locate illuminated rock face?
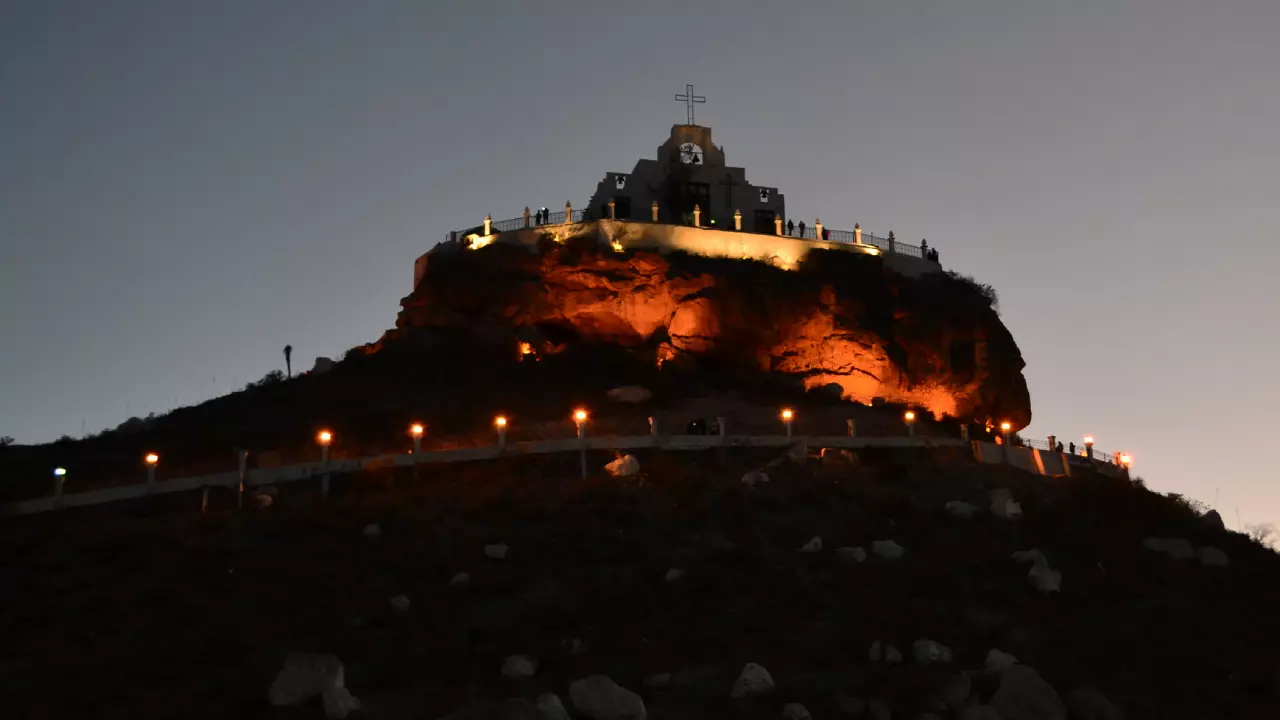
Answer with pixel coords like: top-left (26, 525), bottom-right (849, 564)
top-left (393, 240), bottom-right (1031, 426)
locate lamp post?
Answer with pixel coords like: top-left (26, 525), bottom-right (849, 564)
top-left (495, 415), bottom-right (508, 449)
top-left (144, 453), bottom-right (159, 493)
top-left (409, 423), bottom-right (424, 455)
top-left (574, 409), bottom-right (588, 479)
top-left (317, 430), bottom-right (332, 498)
top-left (781, 408), bottom-right (794, 439)
top-left (904, 410), bottom-right (917, 437)
top-left (1000, 421), bottom-right (1012, 445)
top-left (236, 450), bottom-right (247, 510)
top-left (1083, 435), bottom-right (1095, 460)
top-left (53, 467), bottom-right (66, 507)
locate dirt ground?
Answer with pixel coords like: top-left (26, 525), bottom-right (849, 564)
top-left (4, 447), bottom-right (1279, 719)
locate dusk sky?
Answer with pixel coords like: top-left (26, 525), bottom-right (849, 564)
top-left (3, 1), bottom-right (1277, 528)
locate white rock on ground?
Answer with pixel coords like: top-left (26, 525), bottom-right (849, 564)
top-left (1028, 555), bottom-right (1063, 594)
top-left (884, 645), bottom-right (902, 664)
top-left (946, 500), bottom-right (980, 519)
top-left (872, 540), bottom-right (906, 561)
top-left (570, 675), bottom-right (647, 720)
top-left (985, 649), bottom-right (1020, 672)
top-left (268, 653), bottom-right (349, 707)
top-left (484, 543), bottom-right (509, 560)
top-left (1065, 687), bottom-right (1124, 720)
top-left (742, 469), bottom-right (770, 486)
top-left (604, 454), bottom-right (640, 477)
top-left (1142, 537), bottom-right (1194, 560)
top-left (782, 702), bottom-right (812, 720)
top-left (502, 654), bottom-right (538, 679)
top-left (912, 639), bottom-right (953, 665)
top-left (253, 492), bottom-right (275, 509)
top-left (990, 665), bottom-right (1066, 720)
top-left (665, 568), bottom-right (685, 583)
top-left (449, 572), bottom-right (471, 588)
top-left (800, 536), bottom-right (823, 553)
top-left (389, 594), bottom-right (410, 611)
top-left (606, 385), bottom-right (653, 403)
top-left (990, 488), bottom-right (1023, 519)
top-left (322, 686), bottom-right (361, 719)
top-left (730, 662), bottom-right (775, 698)
top-left (362, 523), bottom-right (381, 538)
top-left (1199, 546), bottom-right (1229, 567)
top-left (837, 546), bottom-right (867, 565)
top-left (537, 692), bottom-right (573, 720)
top-left (642, 672), bottom-right (671, 687)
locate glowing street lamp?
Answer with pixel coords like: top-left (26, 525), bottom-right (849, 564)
top-left (1118, 452), bottom-right (1133, 468)
top-left (317, 430), bottom-right (333, 498)
top-left (495, 415), bottom-right (508, 449)
top-left (904, 410), bottom-right (917, 437)
top-left (1000, 421), bottom-right (1012, 444)
top-left (409, 423), bottom-right (425, 455)
top-left (573, 408), bottom-right (589, 480)
top-left (1083, 435), bottom-right (1095, 460)
top-left (781, 408), bottom-right (795, 438)
top-left (144, 452), bottom-right (159, 491)
top-left (53, 467), bottom-right (67, 506)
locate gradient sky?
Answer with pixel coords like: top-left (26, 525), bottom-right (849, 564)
top-left (3, 1), bottom-right (1277, 528)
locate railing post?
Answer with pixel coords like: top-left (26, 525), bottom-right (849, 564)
top-left (734, 209), bottom-right (742, 231)
top-left (774, 213), bottom-right (782, 236)
top-left (692, 204), bottom-right (701, 227)
top-left (888, 231), bottom-right (896, 255)
top-left (815, 218), bottom-right (823, 240)
top-left (483, 214), bottom-right (492, 236)
top-left (523, 206), bottom-right (531, 229)
top-left (565, 201), bottom-right (573, 224)
top-left (608, 198), bottom-right (616, 219)
top-left (854, 223), bottom-right (862, 244)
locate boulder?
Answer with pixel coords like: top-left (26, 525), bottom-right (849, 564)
top-left (268, 653), bottom-right (347, 707)
top-left (606, 385), bottom-right (653, 403)
top-left (1198, 546), bottom-right (1229, 567)
top-left (870, 642), bottom-right (902, 664)
top-left (990, 665), bottom-right (1066, 720)
top-left (985, 649), bottom-right (1019, 672)
top-left (730, 662), bottom-right (775, 698)
top-left (1142, 537), bottom-right (1194, 560)
top-left (362, 523), bottom-right (381, 538)
top-left (389, 594), bottom-right (411, 611)
top-left (450, 572), bottom-right (471, 588)
top-left (485, 543), bottom-right (509, 560)
top-left (570, 675), bottom-right (646, 720)
top-left (1202, 509), bottom-right (1226, 531)
top-left (782, 703), bottom-right (812, 720)
top-left (253, 491), bottom-right (275, 509)
top-left (1065, 687), bottom-right (1123, 720)
top-left (912, 639), bottom-right (953, 665)
top-left (872, 540), bottom-right (906, 561)
top-left (537, 693), bottom-right (572, 720)
top-left (502, 654), bottom-right (537, 679)
top-left (321, 686), bottom-right (361, 719)
top-left (1028, 555), bottom-right (1063, 594)
top-left (869, 640), bottom-right (883, 662)
top-left (800, 536), bottom-right (824, 553)
top-left (665, 568), bottom-right (685, 583)
top-left (991, 488), bottom-right (1023, 519)
top-left (604, 454), bottom-right (640, 477)
top-left (742, 469), bottom-right (770, 486)
top-left (837, 546), bottom-right (867, 565)
top-left (946, 500), bottom-right (980, 519)
top-left (562, 638), bottom-right (586, 656)
top-left (885, 645), bottom-right (903, 664)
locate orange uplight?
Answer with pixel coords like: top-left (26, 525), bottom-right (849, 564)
top-left (144, 453), bottom-right (159, 465)
top-left (1000, 421), bottom-right (1012, 432)
top-left (904, 411), bottom-right (916, 422)
top-left (1084, 435), bottom-right (1095, 446)
top-left (409, 423), bottom-right (424, 438)
top-left (781, 408), bottom-right (794, 421)
top-left (573, 409), bottom-right (588, 424)
top-left (1119, 453), bottom-right (1133, 466)
top-left (519, 342), bottom-right (534, 356)
top-left (317, 430), bottom-right (333, 446)
top-left (495, 415), bottom-right (508, 428)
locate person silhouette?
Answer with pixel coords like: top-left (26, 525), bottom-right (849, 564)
top-left (786, 219), bottom-right (795, 236)
top-left (798, 220), bottom-right (807, 237)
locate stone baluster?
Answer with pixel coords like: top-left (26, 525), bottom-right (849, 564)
top-left (734, 208), bottom-right (742, 231)
top-left (692, 204), bottom-right (701, 227)
top-left (651, 201), bottom-right (660, 222)
top-left (522, 207), bottom-right (531, 229)
top-left (774, 214), bottom-right (782, 236)
top-left (815, 218), bottom-right (823, 240)
top-left (888, 231), bottom-right (896, 254)
top-left (854, 223), bottom-right (862, 244)
top-left (484, 214), bottom-right (492, 236)
top-left (565, 201), bottom-right (572, 223)
top-left (608, 198), bottom-right (616, 219)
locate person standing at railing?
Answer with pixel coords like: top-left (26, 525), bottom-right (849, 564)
top-left (787, 219), bottom-right (795, 236)
top-left (1069, 441), bottom-right (1076, 455)
top-left (798, 220), bottom-right (806, 238)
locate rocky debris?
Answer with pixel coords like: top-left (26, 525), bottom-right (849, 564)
top-left (665, 568), bottom-right (685, 583)
top-left (253, 491), bottom-right (275, 509)
top-left (1013, 549), bottom-right (1062, 594)
top-left (1065, 687), bottom-right (1123, 720)
top-left (389, 594), bottom-right (411, 611)
top-left (869, 641), bottom-right (902, 664)
top-left (604, 454), bottom-right (640, 477)
top-left (946, 500), bottom-right (979, 519)
top-left (958, 706), bottom-right (1001, 720)
top-left (872, 540), bottom-right (906, 561)
top-left (362, 523), bottom-right (381, 538)
top-left (782, 703), bottom-right (812, 720)
top-left (986, 649), bottom-right (1020, 672)
top-left (800, 536), bottom-right (823, 553)
top-left (868, 699), bottom-right (891, 720)
top-left (606, 385), bottom-right (653, 403)
top-left (990, 665), bottom-right (1066, 720)
top-left (537, 693), bottom-right (572, 720)
top-left (268, 653), bottom-right (357, 717)
top-left (837, 546), bottom-right (867, 565)
top-left (1199, 546), bottom-right (1229, 567)
top-left (939, 673), bottom-right (972, 710)
top-left (742, 469), bottom-right (770, 486)
top-left (836, 692), bottom-right (867, 716)
top-left (730, 663), bottom-right (775, 698)
top-left (570, 675), bottom-right (646, 720)
top-left (912, 639), bottom-right (953, 665)
top-left (449, 572), bottom-right (471, 588)
top-left (1143, 537), bottom-right (1194, 560)
top-left (1202, 509), bottom-right (1226, 531)
top-left (990, 488), bottom-right (1023, 519)
top-left (484, 543), bottom-right (509, 560)
top-left (642, 672), bottom-right (671, 688)
top-left (502, 654), bottom-right (537, 679)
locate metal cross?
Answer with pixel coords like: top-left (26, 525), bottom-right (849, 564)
top-left (674, 84), bottom-right (706, 125)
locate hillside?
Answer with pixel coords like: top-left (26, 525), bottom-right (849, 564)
top-left (4, 443), bottom-right (1279, 719)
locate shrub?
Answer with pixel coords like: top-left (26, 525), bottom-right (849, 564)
top-left (944, 271), bottom-right (999, 311)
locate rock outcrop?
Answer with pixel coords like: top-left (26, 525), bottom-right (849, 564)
top-left (390, 240), bottom-right (1031, 427)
